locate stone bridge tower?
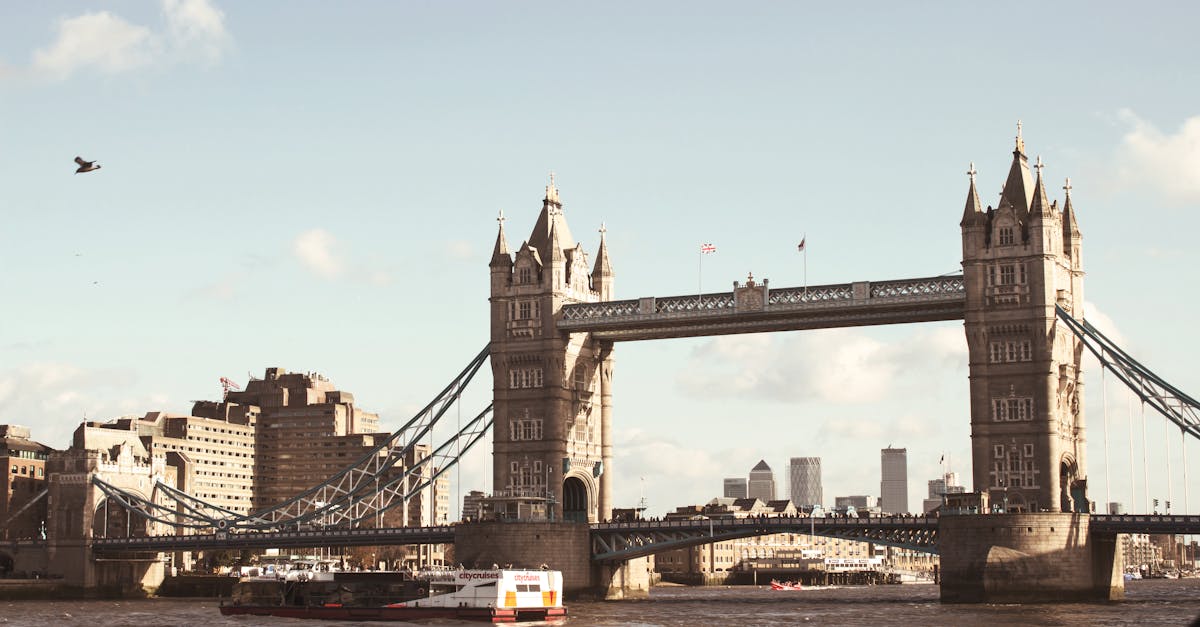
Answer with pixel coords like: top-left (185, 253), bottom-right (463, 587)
top-left (960, 126), bottom-right (1087, 513)
top-left (489, 178), bottom-right (615, 523)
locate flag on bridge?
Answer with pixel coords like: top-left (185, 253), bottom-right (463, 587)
top-left (700, 243), bottom-right (716, 254)
top-left (797, 237), bottom-right (806, 252)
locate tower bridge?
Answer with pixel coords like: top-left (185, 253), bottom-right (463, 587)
top-left (22, 128), bottom-right (1200, 602)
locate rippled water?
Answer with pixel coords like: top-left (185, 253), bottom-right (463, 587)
top-left (1, 580), bottom-right (1197, 626)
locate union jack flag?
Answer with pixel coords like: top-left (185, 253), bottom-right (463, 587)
top-left (700, 243), bottom-right (716, 254)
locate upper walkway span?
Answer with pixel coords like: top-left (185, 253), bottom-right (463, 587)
top-left (558, 275), bottom-right (966, 340)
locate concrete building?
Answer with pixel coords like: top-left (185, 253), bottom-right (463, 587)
top-left (747, 460), bottom-right (776, 502)
top-left (0, 425), bottom-right (52, 541)
top-left (462, 490), bottom-right (487, 522)
top-left (208, 367), bottom-right (381, 511)
top-left (135, 411), bottom-right (257, 516)
top-left (723, 478), bottom-right (747, 499)
top-left (654, 498), bottom-right (889, 583)
top-left (880, 447), bottom-right (908, 514)
top-left (834, 495), bottom-right (876, 511)
top-left (922, 472), bottom-right (966, 513)
top-left (788, 457), bottom-right (822, 507)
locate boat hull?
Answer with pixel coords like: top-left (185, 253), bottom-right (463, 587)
top-left (219, 604), bottom-right (567, 623)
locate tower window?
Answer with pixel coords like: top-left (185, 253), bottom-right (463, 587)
top-left (998, 227), bottom-right (1014, 246)
top-left (519, 268), bottom-right (533, 284)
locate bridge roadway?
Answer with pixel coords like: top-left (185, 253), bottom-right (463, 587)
top-left (84, 514), bottom-right (1200, 558)
top-left (558, 275), bottom-right (967, 340)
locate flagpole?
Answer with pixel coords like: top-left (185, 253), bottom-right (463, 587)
top-left (698, 246), bottom-right (703, 306)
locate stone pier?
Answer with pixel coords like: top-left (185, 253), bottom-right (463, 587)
top-left (939, 513), bottom-right (1122, 603)
top-left (453, 522), bottom-right (649, 600)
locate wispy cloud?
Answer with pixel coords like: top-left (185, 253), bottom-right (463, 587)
top-left (28, 0), bottom-right (230, 81)
top-left (676, 326), bottom-right (966, 404)
top-left (1116, 110), bottom-right (1200, 205)
top-left (0, 362), bottom-right (166, 450)
top-left (444, 240), bottom-right (474, 261)
top-left (293, 228), bottom-right (345, 279)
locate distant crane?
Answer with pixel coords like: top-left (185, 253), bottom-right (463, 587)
top-left (220, 376), bottom-right (241, 400)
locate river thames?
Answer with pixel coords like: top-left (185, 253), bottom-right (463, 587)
top-left (1, 579), bottom-right (1197, 626)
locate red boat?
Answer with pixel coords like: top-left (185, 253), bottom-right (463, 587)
top-left (219, 568), bottom-right (566, 623)
top-left (770, 579), bottom-right (803, 591)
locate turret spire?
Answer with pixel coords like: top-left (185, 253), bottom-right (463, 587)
top-left (960, 162), bottom-right (983, 227)
top-left (490, 209), bottom-right (512, 267)
top-left (1062, 177), bottom-right (1081, 240)
top-left (999, 124), bottom-right (1034, 216)
top-left (1029, 155), bottom-right (1052, 218)
top-left (591, 222), bottom-right (614, 300)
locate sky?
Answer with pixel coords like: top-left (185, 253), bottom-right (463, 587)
top-left (2, 2), bottom-right (1199, 518)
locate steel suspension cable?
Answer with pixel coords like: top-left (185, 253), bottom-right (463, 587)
top-left (1102, 361), bottom-right (1111, 508)
top-left (1128, 395), bottom-right (1136, 514)
top-left (1142, 401), bottom-right (1149, 513)
top-left (1165, 407), bottom-right (1174, 512)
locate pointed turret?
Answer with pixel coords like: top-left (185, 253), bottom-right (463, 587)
top-left (592, 223), bottom-right (614, 300)
top-left (1029, 156), bottom-right (1054, 219)
top-left (1062, 178), bottom-right (1082, 262)
top-left (527, 173), bottom-right (576, 263)
top-left (998, 121), bottom-right (1034, 217)
top-left (960, 162), bottom-right (983, 227)
top-left (490, 210), bottom-right (513, 268)
top-left (1062, 178), bottom-right (1080, 236)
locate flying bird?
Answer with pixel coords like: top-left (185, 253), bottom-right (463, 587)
top-left (74, 156), bottom-right (101, 174)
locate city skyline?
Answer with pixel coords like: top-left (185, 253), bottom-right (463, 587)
top-left (2, 3), bottom-right (1199, 516)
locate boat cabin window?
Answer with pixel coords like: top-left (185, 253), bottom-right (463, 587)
top-left (515, 584), bottom-right (542, 592)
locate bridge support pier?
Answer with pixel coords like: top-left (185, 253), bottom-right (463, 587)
top-left (453, 522), bottom-right (649, 600)
top-left (938, 513), bottom-right (1123, 603)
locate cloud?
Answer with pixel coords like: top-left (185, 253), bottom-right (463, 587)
top-left (32, 11), bottom-right (157, 79)
top-left (293, 228), bottom-right (344, 279)
top-left (676, 326), bottom-right (967, 404)
top-left (1116, 111), bottom-right (1200, 204)
top-left (162, 0), bottom-right (231, 65)
top-left (1082, 300), bottom-right (1127, 348)
top-left (444, 240), bottom-right (474, 261)
top-left (0, 362), bottom-right (166, 450)
top-left (28, 0), bottom-right (229, 81)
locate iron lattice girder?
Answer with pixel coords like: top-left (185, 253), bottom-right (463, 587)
top-left (1056, 306), bottom-right (1200, 440)
top-left (558, 276), bottom-right (966, 341)
top-left (94, 345), bottom-right (494, 532)
top-left (589, 516), bottom-right (939, 562)
top-left (91, 525), bottom-right (455, 554)
top-left (1090, 514), bottom-right (1200, 535)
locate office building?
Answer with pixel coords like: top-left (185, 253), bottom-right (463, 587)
top-left (922, 471), bottom-right (966, 513)
top-left (880, 447), bottom-right (908, 514)
top-left (788, 457), bottom-right (822, 507)
top-left (747, 460), bottom-right (776, 502)
top-left (723, 478), bottom-right (748, 499)
top-left (0, 425), bottom-right (52, 540)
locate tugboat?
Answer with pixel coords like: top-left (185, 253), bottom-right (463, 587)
top-left (219, 568), bottom-right (566, 623)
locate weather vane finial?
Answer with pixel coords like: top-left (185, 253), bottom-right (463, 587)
top-left (497, 209), bottom-right (505, 225)
top-left (967, 161), bottom-right (977, 184)
top-left (1035, 155), bottom-right (1044, 176)
top-left (1063, 177), bottom-right (1072, 196)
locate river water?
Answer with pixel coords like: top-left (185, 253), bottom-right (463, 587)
top-left (1, 579), bottom-right (1197, 626)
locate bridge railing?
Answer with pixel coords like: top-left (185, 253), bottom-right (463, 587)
top-left (560, 275), bottom-right (965, 325)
